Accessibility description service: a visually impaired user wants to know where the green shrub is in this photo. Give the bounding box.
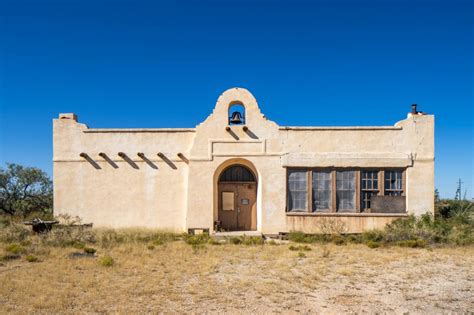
[396,239,427,248]
[98,255,114,267]
[1,254,21,261]
[72,241,86,249]
[5,243,26,254]
[83,247,97,254]
[147,244,155,250]
[298,252,306,258]
[267,239,277,245]
[346,234,362,244]
[25,254,39,262]
[41,226,96,248]
[331,235,346,245]
[0,216,11,228]
[98,230,180,248]
[366,240,381,248]
[289,245,311,251]
[362,230,385,243]
[229,237,243,245]
[184,233,210,246]
[0,223,31,243]
[288,231,321,243]
[242,236,264,245]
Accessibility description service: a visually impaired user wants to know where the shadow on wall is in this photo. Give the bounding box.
[79,152,189,170]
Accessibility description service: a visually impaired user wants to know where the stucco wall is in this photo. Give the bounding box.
[53,87,435,233]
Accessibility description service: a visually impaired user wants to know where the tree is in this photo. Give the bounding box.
[0,163,53,216]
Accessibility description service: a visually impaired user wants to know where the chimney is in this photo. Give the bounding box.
[411,104,418,115]
[59,113,78,122]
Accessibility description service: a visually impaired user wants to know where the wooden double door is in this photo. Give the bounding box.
[218,182,257,231]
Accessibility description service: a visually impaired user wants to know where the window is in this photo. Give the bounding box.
[361,170,379,211]
[287,170,307,212]
[312,170,332,212]
[222,192,235,211]
[336,171,356,212]
[286,168,406,214]
[384,170,403,196]
[219,165,255,182]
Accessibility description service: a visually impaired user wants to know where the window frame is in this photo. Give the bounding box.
[286,167,406,214]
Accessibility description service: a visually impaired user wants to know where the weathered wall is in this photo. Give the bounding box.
[53,87,435,233]
[53,117,193,230]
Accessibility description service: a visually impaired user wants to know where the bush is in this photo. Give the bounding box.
[98,229,180,248]
[298,252,306,258]
[362,230,385,243]
[25,254,39,262]
[0,222,31,243]
[5,243,26,254]
[288,231,322,243]
[83,247,97,254]
[366,240,381,248]
[289,245,311,251]
[396,239,427,248]
[98,255,114,267]
[1,253,21,261]
[242,236,264,245]
[229,237,242,245]
[331,235,346,245]
[184,233,210,246]
[41,226,96,248]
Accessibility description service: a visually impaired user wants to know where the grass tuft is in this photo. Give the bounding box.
[25,254,39,262]
[5,243,26,254]
[98,255,114,267]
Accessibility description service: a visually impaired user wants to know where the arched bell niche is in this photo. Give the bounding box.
[228,102,245,125]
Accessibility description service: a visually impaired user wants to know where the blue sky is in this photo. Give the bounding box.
[0,0,472,199]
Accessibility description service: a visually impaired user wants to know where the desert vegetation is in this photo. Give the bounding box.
[1,206,473,313]
[1,164,473,312]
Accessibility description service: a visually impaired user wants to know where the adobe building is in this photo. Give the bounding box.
[53,88,434,234]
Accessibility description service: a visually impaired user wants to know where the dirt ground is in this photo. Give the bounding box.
[1,242,473,314]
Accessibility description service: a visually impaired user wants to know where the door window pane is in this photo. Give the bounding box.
[312,171,332,212]
[222,192,234,211]
[336,171,356,212]
[288,170,307,212]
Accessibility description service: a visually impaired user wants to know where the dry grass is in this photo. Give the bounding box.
[1,237,473,313]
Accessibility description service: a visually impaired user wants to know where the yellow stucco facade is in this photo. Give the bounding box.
[53,87,434,234]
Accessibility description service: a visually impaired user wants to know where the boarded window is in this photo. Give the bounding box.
[361,170,379,211]
[384,170,403,196]
[222,192,235,211]
[288,170,307,212]
[312,170,332,212]
[336,171,356,212]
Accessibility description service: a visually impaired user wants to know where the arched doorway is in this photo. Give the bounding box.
[217,164,257,231]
